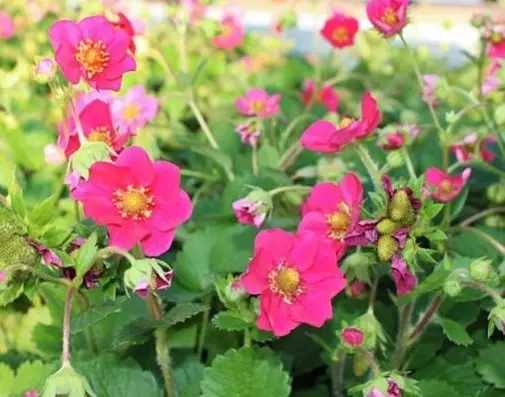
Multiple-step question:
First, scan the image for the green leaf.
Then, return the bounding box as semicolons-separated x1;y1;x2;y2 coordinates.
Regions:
494;103;505;125
406;266;451;300
162;302;207;328
422;202;444;219
476;342;505;389
174;357;205;397
74;233;98;282
41;364;97;397
0;362;15;397
71;297;127;334
12;360;57;395
418;379;459;397
426;229;447;242
28;194;58;227
258;145;281;169
201;347;291;397
213;311;251;332
439;318;473;346
450;187;469;220
8;176;26;220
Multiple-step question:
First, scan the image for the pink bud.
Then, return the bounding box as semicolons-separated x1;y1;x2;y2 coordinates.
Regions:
341;327;364;346
0;272;6;284
34;57;57;82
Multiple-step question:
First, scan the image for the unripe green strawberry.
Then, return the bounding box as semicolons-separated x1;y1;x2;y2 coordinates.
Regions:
352;350;370;377
376;218;400;235
389;190;416;226
443;279;462;297
485;215;505;228
377;235;399;262
469;259;493;282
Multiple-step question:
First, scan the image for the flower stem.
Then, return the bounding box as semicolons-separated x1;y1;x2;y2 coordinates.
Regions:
368;278;379;311
279;141;303;170
197;294;212;361
252;144;259;176
457;207;505;228
477;38;488;101
188;98;220;150
62;287;75;366
408;295;443;342
391;303;412;370
461;280;504;305
330;352;346;397
180;169;217;181
447;159;505;178
68;96;87;145
355;145;381;190
357;347;381;377
402;147;417;179
268;185;311;197
243;328;252;348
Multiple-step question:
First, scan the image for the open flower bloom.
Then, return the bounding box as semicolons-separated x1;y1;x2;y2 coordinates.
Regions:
48;15;136;90
74;146;192;256
240;229;346;336
366;0;409;38
112;85;158;135
425;167;472;203
301;79;339;113
58;99;130;158
298;173;363;258
341;327;364;346
236;88;281;119
233;198;267;228
0;12;15;39
235;122;261;146
109;12;136;53
450;133;496;163
212;14;244;51
301;92;381;153
182;0;207;23
320;12;359;49
422;74;440;106
134;269;174;298
391;255;417;296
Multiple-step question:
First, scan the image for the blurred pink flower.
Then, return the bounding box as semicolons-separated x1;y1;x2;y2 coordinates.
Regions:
341;327;364;346
44;144;66;165
0;12;15;39
425;167;472;203
422;74;440;106
134;269;174;298
301;79;339;113
232;198;267;228
377;131;405;151
212;14;244;51
236;88;281;119
366;0;409;38
34;57;57;81
450;133;496;163
235;122;261;146
112;85;158;135
320;12;359;49
391;255;417;296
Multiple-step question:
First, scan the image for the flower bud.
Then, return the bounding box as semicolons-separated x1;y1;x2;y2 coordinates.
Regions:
386;151;404;168
443;279;462;297
377;235;399;262
233;188;272;228
33;57;57;83
488;305;505;336
44;144;66;166
469;258;493;282
41;364;97;397
471;13;487;28
224;279;247;303
347;279;367;298
485;215;505;228
389;190;415;225
341;327;364;347
376;218;400;235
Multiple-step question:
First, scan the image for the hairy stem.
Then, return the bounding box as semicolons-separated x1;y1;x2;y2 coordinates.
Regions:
279;141;303;170
252;144;259;176
188;98;220;150
457;207;505;228
391;303;412;370
268;185;311;197
358;347;381;377
402;147;417;179
461;280;504;305
197;295;212;361
62;287;75;366
330;352;346;397
243;328;252;348
356;145;381;190
408;295;443;342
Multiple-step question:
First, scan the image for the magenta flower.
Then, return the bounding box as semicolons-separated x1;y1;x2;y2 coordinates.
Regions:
110;12;136;54
182;0;207;23
366;0;409;38
425;167;472;203
48;16;136;91
482;62;501;95
388;380;402;397
450;133;496;163
0;12;15;40
391;255;417;296
235;122;261;146
232;198;267;228
350;279;367;297
0;272;6;284
367;388;386;397
422;75;440;106
23;391;38;397
66;170;85;200
212;14;244;51
298;173;363;258
301;79;340;113
58;99;129;158
236;88;281;119
134;269;174;298
341;327;365;346
75;146;192;256
377;131;405;151
240;229;346;336
320;12;359;49
112;85;158;135
301;92;381;153
27;239;63;267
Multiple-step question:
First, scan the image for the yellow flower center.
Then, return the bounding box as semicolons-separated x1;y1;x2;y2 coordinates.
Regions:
221;23;233;38
332;27;349;43
381;8;399;27
491;32;503;45
326;203;351;240
339;117;354;129
439;180;453;195
88;127;112;145
75;38;110;78
123;104;141;122
250;99;266;114
268;265;303;304
113;185;155;220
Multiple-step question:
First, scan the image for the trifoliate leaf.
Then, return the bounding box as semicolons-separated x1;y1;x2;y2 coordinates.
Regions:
213;311;251;332
439;318;473;346
162;302;208;328
201;347;291;397
418;379;459;397
174;356;205;397
477;342;505;389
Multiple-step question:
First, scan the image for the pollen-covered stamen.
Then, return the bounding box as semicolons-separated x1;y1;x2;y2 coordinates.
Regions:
381;8;399;27
221;23;234;38
123;104;141;122
339;117;354;129
113;185;155;220
332;27;349;43
268;264;304;304
88;126;112;145
249;99;266;114
75;38;110;78
326;202;351;240
439;180;453;196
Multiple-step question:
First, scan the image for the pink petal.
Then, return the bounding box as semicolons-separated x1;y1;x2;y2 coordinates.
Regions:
151;161;182;203
115;146;156;186
141;229;176;257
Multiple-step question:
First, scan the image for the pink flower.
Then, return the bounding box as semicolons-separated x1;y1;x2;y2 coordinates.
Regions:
368;388;386;397
48;16;136;91
349;279;367;296
391;255;417;296
75;146;192;256
377;131;405;151
44;144;66;165
366;0;409;38
236;88;281;119
320;12;359;49
27;239;63;267
301;79;339;113
34;57;57;81
134;269;174;298
235;122;261;146
388;380;402;397
23;391;38;397
240;229;346;337
450;133;496;163
0;272;6;284
233;198;267;228
58;99;129;158
112;85;158;135
0;12;15;39
482;62;501;95
110;12;136;53
341;327;364;346
425;167;472;203
182;0;207;23
66;171;85;200
212;14;244;51
298;173;363;258
422;75;440;106
301;92;381;153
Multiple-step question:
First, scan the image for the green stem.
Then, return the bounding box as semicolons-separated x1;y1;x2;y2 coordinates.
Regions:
268;185;311;197
330;352;346;397
357;347;381;377
68;96;87;145
197;295;212;361
477;38;488;101
243;328;252;348
447;159;505;178
279;113;312;150
98;246;136;266
408;295;443;342
457;207;505;227
391;303;412;370
188;98;220;150
62;287;75;366
279;141;303;170
355;145;381;190
252;144;259;176
402;147;417;179
442;202;452;230
180;169;217;181
461;280;504;305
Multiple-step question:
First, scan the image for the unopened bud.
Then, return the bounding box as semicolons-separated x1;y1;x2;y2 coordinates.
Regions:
443;279;462;297
33;57;57;83
386;151;404;168
469;258;493;282
341;327;364;347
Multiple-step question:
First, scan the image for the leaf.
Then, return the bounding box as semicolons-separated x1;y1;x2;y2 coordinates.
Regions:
213;311;250;332
418;379;459;397
439;318;473;346
28;194;58;227
162;302;207;328
494;103;505;125
0;362;15;397
201;347;291;397
406;266;451;300
12;360;57;394
174;357;205;397
426;229;447;242
476;342;505;389
450;187;469;220
8;179;26;220
71;297;127;334
258;145;281;169
74;232;98;282
422;202;444;219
